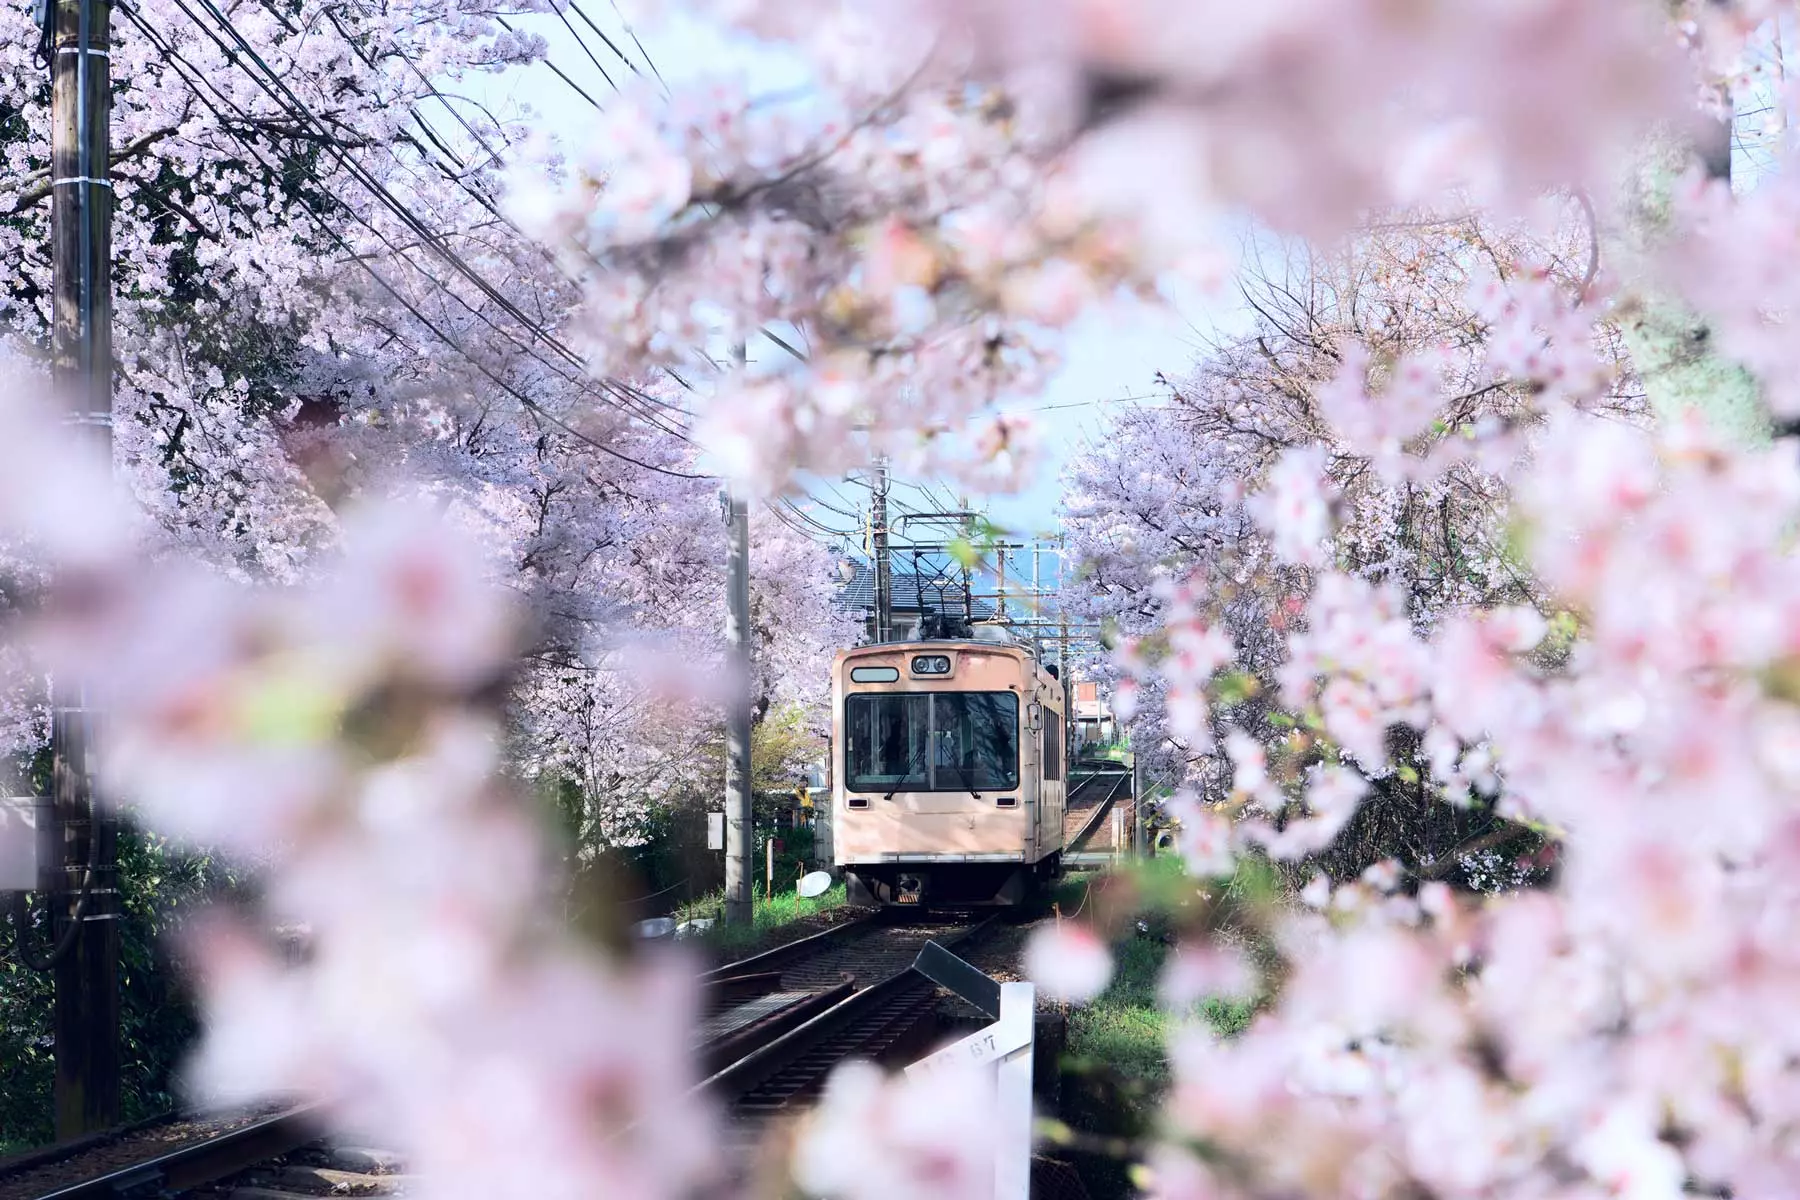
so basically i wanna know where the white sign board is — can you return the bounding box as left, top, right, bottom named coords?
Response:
left=906, top=969, right=1037, bottom=1200
left=0, top=797, right=38, bottom=891
left=707, top=811, right=725, bottom=851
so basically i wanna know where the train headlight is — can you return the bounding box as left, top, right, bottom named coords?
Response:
left=911, top=654, right=951, bottom=676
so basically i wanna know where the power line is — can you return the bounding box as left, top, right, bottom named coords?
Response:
left=119, top=7, right=709, bottom=482
left=157, top=0, right=699, bottom=446
left=571, top=2, right=648, bottom=80
left=495, top=15, right=605, bottom=111
left=549, top=4, right=619, bottom=93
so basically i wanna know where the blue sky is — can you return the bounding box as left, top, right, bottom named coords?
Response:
left=463, top=8, right=1251, bottom=539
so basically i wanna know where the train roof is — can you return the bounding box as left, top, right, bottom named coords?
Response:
left=838, top=637, right=1033, bottom=657
left=835, top=638, right=1059, bottom=677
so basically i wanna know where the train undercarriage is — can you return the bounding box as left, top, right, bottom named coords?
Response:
left=843, top=853, right=1062, bottom=909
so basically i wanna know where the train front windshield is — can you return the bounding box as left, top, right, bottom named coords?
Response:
left=845, top=692, right=1020, bottom=792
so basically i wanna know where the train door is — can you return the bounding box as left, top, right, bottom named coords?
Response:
left=1039, top=683, right=1066, bottom=858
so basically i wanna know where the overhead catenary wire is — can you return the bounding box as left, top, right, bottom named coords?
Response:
left=570, top=1, right=647, bottom=80
left=549, top=2, right=619, bottom=93
left=605, top=0, right=668, bottom=92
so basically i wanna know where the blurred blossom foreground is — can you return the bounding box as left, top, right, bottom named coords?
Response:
left=7, top=0, right=1800, bottom=1198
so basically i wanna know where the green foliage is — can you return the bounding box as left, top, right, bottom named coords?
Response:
left=1210, top=670, right=1260, bottom=707
left=0, top=918, right=54, bottom=1150
left=1066, top=934, right=1177, bottom=1084
left=0, top=823, right=235, bottom=1151
left=749, top=705, right=821, bottom=796
left=1065, top=921, right=1256, bottom=1080
left=673, top=881, right=848, bottom=956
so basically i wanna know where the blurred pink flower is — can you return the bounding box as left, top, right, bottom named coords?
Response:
left=794, top=1059, right=1000, bottom=1200
left=1024, top=921, right=1115, bottom=1003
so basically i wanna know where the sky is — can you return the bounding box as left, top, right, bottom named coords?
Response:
left=460, top=7, right=1253, bottom=540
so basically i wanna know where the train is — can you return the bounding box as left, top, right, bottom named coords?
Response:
left=828, top=628, right=1071, bottom=907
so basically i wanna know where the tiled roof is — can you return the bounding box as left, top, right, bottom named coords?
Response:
left=832, top=558, right=997, bottom=620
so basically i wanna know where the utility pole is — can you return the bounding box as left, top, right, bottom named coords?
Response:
left=1130, top=730, right=1143, bottom=859
left=958, top=500, right=973, bottom=628
left=871, top=456, right=892, bottom=643
left=47, top=0, right=118, bottom=1137
left=1036, top=546, right=1051, bottom=662
left=1051, top=532, right=1065, bottom=759
left=996, top=546, right=1007, bottom=621
left=723, top=489, right=754, bottom=926
left=1056, top=529, right=1071, bottom=759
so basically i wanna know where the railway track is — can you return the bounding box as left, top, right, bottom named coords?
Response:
left=2, top=910, right=997, bottom=1200
left=701, top=915, right=993, bottom=1116
left=1063, top=767, right=1132, bottom=856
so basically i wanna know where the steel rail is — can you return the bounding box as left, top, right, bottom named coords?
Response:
left=30, top=1108, right=323, bottom=1200
left=0, top=1113, right=177, bottom=1183
left=696, top=909, right=885, bottom=988
left=696, top=916, right=995, bottom=1110
left=1067, top=769, right=1132, bottom=853
left=699, top=969, right=786, bottom=1015
left=699, top=979, right=858, bottom=1077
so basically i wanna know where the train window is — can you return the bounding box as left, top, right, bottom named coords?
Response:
left=850, top=666, right=900, bottom=683
left=843, top=692, right=1019, bottom=793
left=923, top=693, right=1020, bottom=792
left=845, top=694, right=930, bottom=792
left=1042, top=712, right=1063, bottom=781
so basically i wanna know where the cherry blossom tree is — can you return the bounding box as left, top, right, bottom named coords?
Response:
left=0, top=0, right=853, bottom=839
left=10, top=0, right=1800, bottom=1198
left=1060, top=209, right=1636, bottom=883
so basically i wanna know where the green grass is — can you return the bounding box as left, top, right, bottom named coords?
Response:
left=1063, top=891, right=1259, bottom=1089
left=1067, top=937, right=1256, bottom=1079
left=674, top=882, right=849, bottom=957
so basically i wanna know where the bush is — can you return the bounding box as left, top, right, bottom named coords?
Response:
left=0, top=823, right=236, bottom=1152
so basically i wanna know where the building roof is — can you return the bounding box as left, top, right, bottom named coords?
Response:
left=832, top=559, right=997, bottom=621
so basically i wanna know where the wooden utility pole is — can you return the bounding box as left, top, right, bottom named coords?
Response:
left=723, top=490, right=754, bottom=925
left=47, top=0, right=119, bottom=1137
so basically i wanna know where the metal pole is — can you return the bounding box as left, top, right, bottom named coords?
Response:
left=1031, top=545, right=1042, bottom=659
left=871, top=457, right=892, bottom=643
left=724, top=491, right=754, bottom=926
left=48, top=0, right=118, bottom=1136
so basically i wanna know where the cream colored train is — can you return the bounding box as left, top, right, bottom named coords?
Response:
left=829, top=631, right=1069, bottom=907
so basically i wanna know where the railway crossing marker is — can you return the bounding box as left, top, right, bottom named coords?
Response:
left=906, top=942, right=1035, bottom=1200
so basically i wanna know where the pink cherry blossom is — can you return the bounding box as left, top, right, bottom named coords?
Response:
left=794, top=1059, right=1000, bottom=1200
left=1024, top=920, right=1115, bottom=1003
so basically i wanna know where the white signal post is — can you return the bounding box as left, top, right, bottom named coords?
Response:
left=907, top=948, right=1037, bottom=1200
